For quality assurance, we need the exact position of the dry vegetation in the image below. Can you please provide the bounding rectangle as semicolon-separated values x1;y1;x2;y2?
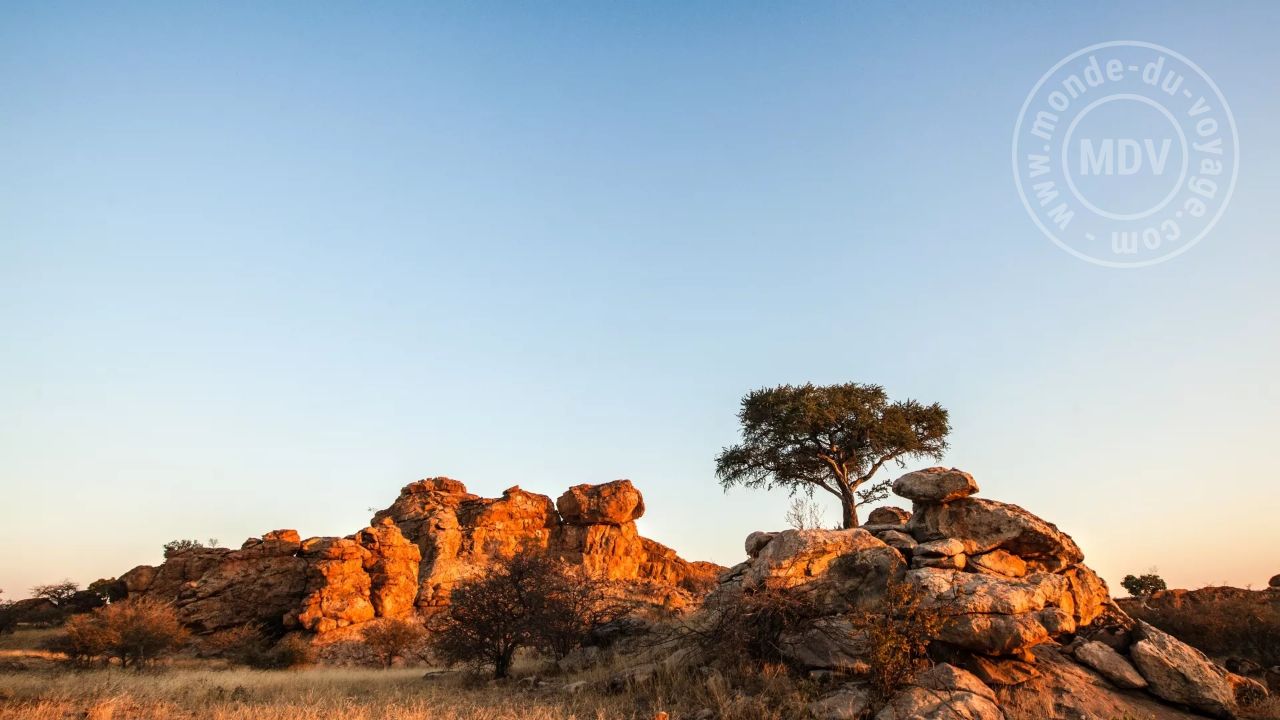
0;627;819;720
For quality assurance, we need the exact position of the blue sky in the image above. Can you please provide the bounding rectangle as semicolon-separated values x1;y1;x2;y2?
2;1;1278;598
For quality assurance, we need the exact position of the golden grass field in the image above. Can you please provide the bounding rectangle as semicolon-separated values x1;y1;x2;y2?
0;629;810;720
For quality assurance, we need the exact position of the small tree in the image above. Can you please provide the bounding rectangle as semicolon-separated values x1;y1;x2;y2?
1122;572;1167;598
31;580;79;608
362;618;428;667
431;551;630;678
716;383;950;528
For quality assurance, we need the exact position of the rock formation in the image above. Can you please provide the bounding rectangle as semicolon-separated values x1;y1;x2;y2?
117;477;717;635
707;467;1268;719
370;478;719;609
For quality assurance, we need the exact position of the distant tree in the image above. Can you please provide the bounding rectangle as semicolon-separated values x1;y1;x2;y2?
31;580;79;608
716;383;950;528
784;495;827;530
1122;572;1168;598
362;618;427;667
163;539;205;556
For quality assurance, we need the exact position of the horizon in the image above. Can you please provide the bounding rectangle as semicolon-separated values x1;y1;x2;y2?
4;1;1280;600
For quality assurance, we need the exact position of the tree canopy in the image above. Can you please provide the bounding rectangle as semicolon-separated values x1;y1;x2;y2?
715;382;950;528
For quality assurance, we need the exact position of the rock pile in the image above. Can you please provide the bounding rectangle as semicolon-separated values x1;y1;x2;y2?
711;467;1267;719
371;478;720;610
117;478;718;636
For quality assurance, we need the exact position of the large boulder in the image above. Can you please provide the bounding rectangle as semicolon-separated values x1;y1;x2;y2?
1129;620;1238;718
779;617;868;672
892;468;979;503
874;664;1002;720
905;567;1106;656
742;529;890;592
808;685;872;720
1072;640;1147;689
557;479;645;525
996;646;1208;720
866;506;911;526
908;498;1084;573
118;564;158;595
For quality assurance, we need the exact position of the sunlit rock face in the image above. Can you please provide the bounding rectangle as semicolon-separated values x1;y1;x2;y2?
373;477;720;610
120;477;719;634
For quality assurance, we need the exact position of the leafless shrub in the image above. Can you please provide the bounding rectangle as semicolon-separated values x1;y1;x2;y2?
694;586;824;666
361;618;428;667
784;496;826;531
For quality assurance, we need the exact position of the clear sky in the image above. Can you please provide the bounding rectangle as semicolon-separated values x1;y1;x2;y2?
2;1;1277;599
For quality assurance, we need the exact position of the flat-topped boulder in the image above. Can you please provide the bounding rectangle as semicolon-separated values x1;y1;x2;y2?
892;467;978;503
557;479;645;526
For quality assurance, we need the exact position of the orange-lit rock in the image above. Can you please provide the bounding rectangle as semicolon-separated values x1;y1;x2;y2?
557;480;645;525
355;519;421;619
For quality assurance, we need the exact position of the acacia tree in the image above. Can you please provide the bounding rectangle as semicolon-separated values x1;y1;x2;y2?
716;383;950;528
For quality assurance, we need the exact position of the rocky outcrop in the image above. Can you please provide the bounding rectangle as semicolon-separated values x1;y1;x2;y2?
1072;639;1147;689
371;478;717;610
705;467;1264;720
121;477;715;635
174;531;308;634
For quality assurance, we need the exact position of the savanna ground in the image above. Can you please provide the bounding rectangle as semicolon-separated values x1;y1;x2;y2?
0;627;812;720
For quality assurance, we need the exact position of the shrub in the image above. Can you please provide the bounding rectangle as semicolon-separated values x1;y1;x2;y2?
100;597;189;668
44;598;188;668
695;585;823;666
847;578;945;701
260;634;315;669
198;624;315;668
431;550;633;678
1121;573;1167;598
44;612;113;665
362;618;428;667
163;539;205;556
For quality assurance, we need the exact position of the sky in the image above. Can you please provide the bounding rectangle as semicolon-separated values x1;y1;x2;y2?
1;1;1277;599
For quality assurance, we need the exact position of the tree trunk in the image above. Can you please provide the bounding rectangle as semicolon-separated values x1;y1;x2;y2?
494;646;515;679
839;484;859;529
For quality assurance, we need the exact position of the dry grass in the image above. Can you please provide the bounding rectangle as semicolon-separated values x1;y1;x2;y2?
0;629;817;720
